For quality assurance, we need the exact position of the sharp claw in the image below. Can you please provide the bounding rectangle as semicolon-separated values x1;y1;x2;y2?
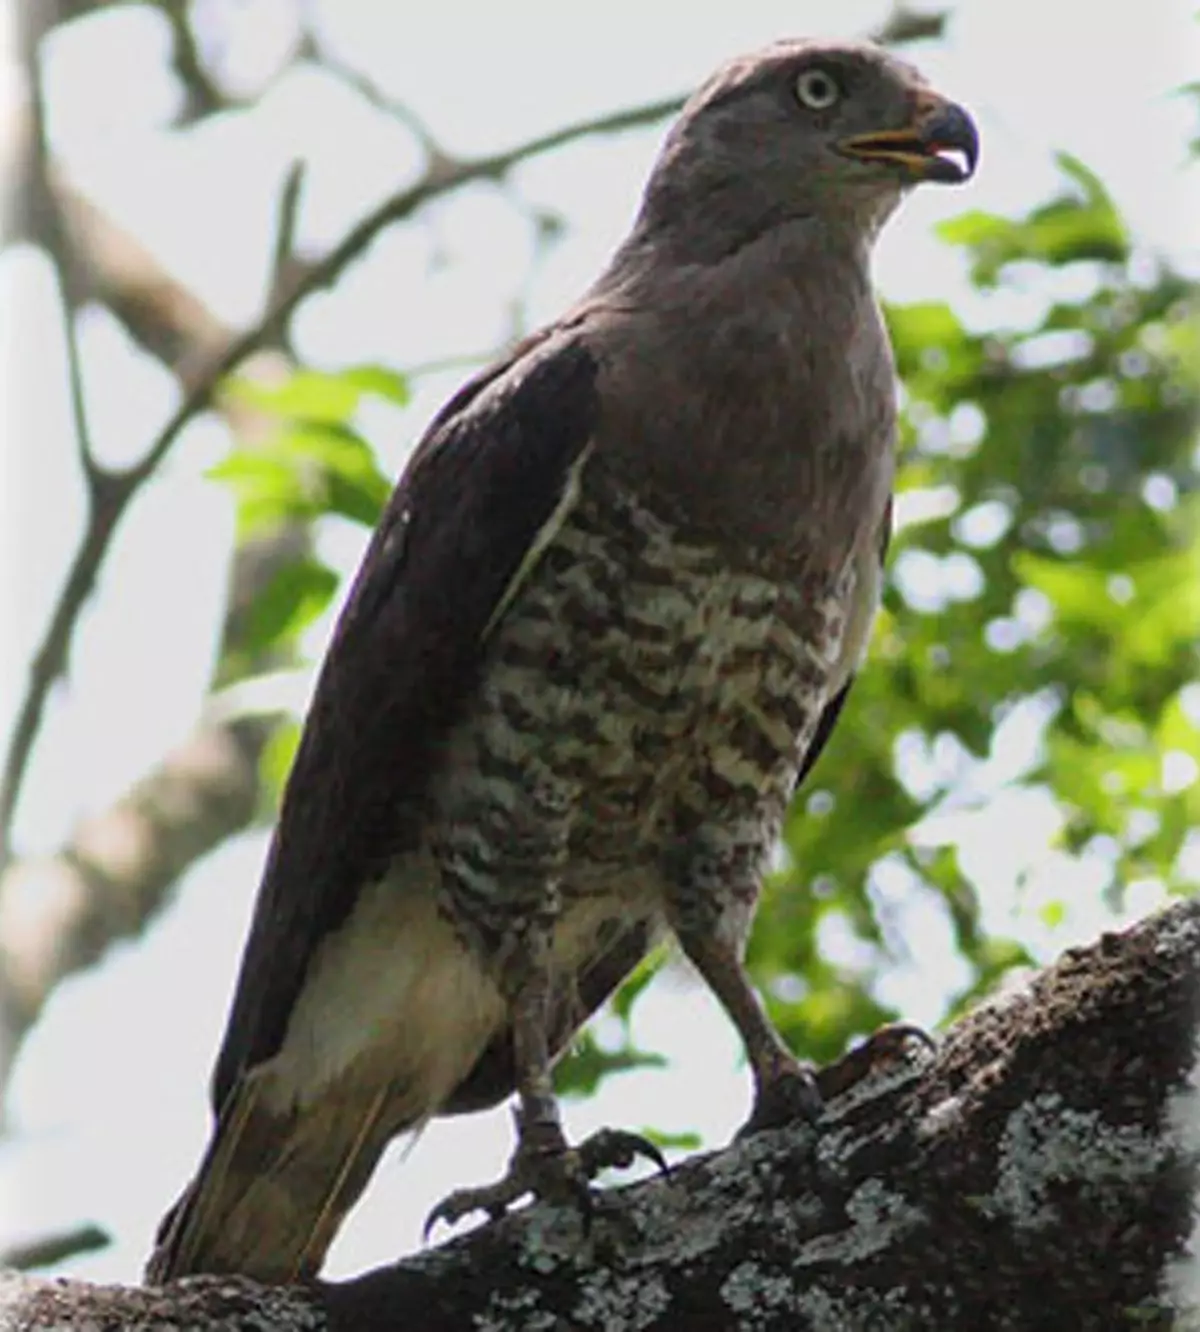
422;1126;670;1241
422;1205;448;1242
423;1199;461;1241
739;1061;823;1137
578;1128;670;1179
423;1181;525;1240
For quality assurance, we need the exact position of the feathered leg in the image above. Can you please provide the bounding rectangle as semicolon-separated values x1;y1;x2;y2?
425;924;664;1234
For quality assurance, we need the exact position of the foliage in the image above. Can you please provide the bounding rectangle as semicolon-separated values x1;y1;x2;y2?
212;159;1199;1085
207;366;401;695
753;155;1199;1059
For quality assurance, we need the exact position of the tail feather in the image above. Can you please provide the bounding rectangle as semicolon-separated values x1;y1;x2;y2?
145;895;659;1282
146;877;511;1283
145;1068;405;1284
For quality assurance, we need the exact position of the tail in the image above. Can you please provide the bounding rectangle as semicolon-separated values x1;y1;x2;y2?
145;901;656;1282
145;1067;405;1284
145;874;512;1283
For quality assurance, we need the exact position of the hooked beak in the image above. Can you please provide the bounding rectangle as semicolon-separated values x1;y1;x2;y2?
838;97;979;184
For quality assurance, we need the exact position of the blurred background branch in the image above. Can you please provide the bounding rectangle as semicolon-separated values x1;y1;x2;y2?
0;2;691;1091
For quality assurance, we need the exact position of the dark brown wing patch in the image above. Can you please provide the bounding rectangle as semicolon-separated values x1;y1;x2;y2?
212;336;600;1110
792;496;892;791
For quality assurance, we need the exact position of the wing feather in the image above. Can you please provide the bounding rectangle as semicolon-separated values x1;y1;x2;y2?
211;332;601;1110
793;498;892;791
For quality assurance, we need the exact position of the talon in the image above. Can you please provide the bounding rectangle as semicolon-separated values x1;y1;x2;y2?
577;1128;670;1179
422;1125;667;1240
423;1175;528;1240
739;1060;823;1138
872;1021;936;1054
815;1022;937;1102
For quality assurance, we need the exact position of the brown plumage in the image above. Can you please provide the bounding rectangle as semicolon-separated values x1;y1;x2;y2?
146;38;978;1283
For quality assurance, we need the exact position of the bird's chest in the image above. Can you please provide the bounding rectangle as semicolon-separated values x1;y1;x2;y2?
431;472;855;898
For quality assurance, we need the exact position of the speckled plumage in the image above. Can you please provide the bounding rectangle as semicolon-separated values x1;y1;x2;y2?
435;460;852;947
147;37;977;1284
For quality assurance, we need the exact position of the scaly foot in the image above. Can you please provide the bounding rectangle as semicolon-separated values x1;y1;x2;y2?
815;1022;936;1100
738;1056;823;1138
424;1123;668;1237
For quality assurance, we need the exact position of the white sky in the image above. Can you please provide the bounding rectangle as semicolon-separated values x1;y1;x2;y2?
0;0;1197;1285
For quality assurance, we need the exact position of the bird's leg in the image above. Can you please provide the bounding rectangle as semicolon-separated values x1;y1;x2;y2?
677;926;822;1134
425;927;665;1235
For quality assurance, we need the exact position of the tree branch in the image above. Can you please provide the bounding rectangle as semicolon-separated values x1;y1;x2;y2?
115;84;688;492
156;0;231;124
2;901;1196;1328
0;716;267;1053
0;38;685;854
0;20;685;1086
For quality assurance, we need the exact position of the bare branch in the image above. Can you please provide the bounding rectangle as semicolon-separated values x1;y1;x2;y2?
157;0;229;123
2;902;1196;1327
0;37;685;1088
872;6;949;48
122;86;686;488
0;478;126;864
0;717;267;1072
0;5;114;855
298;28;447;166
21;52;95;481
0;15;683;851
267;159;307;312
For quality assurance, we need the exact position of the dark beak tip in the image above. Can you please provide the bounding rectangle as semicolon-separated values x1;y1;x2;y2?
921;101;981;181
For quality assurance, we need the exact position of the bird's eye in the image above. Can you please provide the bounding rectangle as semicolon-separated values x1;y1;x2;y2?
794;67;840;111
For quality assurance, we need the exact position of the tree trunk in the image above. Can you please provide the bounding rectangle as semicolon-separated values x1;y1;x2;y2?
3;898;1197;1330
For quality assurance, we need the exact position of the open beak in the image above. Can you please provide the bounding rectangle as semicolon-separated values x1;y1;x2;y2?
839;98;979;184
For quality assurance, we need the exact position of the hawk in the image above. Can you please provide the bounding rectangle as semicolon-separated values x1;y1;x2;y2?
147;38;978;1283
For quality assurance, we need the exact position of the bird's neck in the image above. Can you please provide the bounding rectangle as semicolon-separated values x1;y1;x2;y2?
589;214;878;362
576;218;895;572
596;208;874;309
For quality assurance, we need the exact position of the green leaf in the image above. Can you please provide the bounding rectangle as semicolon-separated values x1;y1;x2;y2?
611;947;667;1022
936;155;1129;285
259;720;302;809
887;301;963;354
634;1126;702;1152
552;1030;666;1099
207;451;317;534
339;364;411;407
223;364;411;423
241;557;339;656
208;422;391;534
225;373;363;424
282;423;392;526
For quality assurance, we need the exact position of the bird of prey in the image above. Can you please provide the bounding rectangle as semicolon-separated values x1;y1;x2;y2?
147;38;978;1284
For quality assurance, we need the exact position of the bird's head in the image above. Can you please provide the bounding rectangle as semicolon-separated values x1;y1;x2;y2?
635;39;979;259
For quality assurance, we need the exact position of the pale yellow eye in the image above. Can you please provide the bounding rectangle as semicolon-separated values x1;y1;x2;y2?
795;67;840;111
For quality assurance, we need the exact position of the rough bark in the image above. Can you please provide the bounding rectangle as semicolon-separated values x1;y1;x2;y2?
3;898;1196;1330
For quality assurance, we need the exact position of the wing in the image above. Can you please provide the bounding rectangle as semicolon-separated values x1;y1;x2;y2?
792;498;893;791
211;332;601;1112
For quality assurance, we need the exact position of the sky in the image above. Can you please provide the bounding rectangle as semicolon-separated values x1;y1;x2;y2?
0;0;1197;1285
